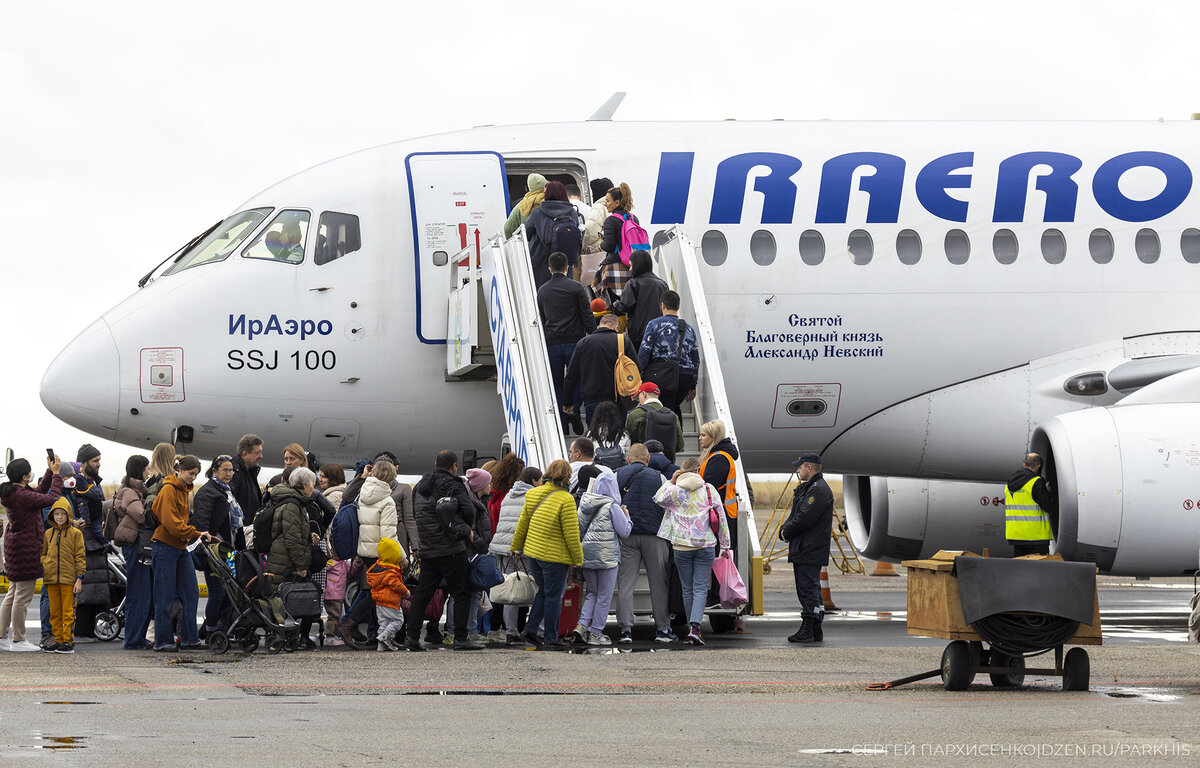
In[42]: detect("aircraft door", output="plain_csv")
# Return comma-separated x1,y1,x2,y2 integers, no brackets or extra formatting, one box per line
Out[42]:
405,152,509,344
308,418,361,464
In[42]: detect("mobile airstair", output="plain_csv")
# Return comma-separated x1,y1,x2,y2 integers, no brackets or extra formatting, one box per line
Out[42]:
447,226,763,618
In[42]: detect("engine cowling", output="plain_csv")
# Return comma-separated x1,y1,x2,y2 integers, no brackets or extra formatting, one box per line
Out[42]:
844,476,1014,562
1032,402,1200,576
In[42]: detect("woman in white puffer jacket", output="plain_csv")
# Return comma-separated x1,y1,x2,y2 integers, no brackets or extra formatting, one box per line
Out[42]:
356,462,398,559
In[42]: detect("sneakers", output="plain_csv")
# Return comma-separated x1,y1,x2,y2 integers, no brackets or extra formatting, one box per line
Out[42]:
55,643,75,654
453,639,484,651
587,631,612,646
377,637,399,652
572,623,587,644
687,623,705,646
42,642,60,653
467,632,489,645
618,630,633,645
486,629,507,643
543,638,571,650
521,631,543,648
401,637,426,653
0,637,10,651
9,640,41,652
441,634,455,646
653,629,677,644
324,635,344,647
153,644,178,653
505,633,523,645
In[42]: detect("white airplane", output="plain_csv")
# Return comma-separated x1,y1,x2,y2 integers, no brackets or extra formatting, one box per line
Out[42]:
40,115,1200,577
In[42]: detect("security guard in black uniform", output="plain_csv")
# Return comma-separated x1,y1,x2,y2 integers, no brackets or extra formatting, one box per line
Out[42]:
779,452,834,644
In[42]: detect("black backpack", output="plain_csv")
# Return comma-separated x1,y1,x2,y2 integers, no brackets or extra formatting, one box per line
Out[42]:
549,212,582,262
593,440,626,471
641,406,679,462
252,499,281,556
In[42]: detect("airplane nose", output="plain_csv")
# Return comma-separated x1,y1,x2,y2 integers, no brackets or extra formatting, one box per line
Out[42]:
40,318,121,438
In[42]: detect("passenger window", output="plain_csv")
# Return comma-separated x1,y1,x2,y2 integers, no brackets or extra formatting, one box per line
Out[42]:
848,229,873,265
750,230,776,266
1041,229,1066,264
946,229,972,265
990,229,1015,265
243,210,311,264
315,212,361,266
163,208,272,275
701,230,728,266
1182,228,1200,264
799,230,825,265
896,229,921,265
1135,228,1160,264
1089,229,1114,264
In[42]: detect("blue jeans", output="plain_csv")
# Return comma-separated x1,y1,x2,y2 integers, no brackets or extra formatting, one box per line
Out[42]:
122,545,154,648
152,540,199,648
526,558,569,640
547,342,582,429
674,547,715,626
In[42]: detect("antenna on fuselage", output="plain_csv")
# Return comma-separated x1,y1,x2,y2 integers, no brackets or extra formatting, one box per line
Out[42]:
588,92,626,121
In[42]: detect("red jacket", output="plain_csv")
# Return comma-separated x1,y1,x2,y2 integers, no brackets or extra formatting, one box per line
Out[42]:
1,471,63,582
364,561,408,610
488,487,509,535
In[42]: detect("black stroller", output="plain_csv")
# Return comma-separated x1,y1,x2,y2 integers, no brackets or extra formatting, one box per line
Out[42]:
198,541,301,654
93,543,128,642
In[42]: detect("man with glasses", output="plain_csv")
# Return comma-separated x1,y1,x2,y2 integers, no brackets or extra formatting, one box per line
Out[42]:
230,435,265,548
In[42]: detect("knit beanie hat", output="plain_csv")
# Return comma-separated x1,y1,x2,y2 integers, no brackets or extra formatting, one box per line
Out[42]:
590,298,608,313
377,537,404,566
527,173,547,192
77,443,100,463
590,177,613,201
465,468,492,495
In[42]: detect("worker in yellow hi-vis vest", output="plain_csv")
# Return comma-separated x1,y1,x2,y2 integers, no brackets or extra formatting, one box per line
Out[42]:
1004,453,1058,557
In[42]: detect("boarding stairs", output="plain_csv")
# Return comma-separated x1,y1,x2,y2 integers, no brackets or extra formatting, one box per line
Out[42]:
446,226,763,617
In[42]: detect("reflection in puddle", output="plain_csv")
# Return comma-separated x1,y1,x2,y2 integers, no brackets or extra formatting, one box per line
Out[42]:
36,735,87,750
1102,687,1181,702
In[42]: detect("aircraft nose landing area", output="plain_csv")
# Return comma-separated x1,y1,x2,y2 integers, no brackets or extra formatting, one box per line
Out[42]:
40,318,120,438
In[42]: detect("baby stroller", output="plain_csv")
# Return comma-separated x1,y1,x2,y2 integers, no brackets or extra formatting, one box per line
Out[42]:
198,540,300,654
93,543,128,642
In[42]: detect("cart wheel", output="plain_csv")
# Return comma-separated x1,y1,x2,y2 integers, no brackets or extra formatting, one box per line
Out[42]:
207,630,230,655
284,635,298,653
1063,648,1090,691
708,613,737,634
941,641,974,691
989,650,1026,687
242,633,260,654
93,611,122,642
267,636,285,655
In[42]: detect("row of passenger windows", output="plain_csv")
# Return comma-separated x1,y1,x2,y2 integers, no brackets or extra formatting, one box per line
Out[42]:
691,228,1200,267
165,208,362,275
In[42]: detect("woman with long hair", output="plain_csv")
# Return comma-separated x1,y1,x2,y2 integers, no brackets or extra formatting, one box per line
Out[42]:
486,452,525,535
112,454,154,648
0,454,63,651
592,182,639,300
585,400,630,470
192,454,240,636
151,455,211,651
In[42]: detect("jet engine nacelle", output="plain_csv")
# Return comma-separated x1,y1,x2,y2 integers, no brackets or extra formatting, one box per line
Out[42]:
1032,402,1200,576
843,476,1014,563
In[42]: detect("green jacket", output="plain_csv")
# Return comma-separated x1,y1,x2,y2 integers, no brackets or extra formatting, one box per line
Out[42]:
625,400,686,454
265,485,312,582
510,483,583,566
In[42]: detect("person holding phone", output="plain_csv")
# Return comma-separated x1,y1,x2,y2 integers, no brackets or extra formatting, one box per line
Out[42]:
0,453,64,651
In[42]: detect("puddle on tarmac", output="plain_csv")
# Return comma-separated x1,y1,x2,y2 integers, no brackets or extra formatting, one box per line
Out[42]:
1102,687,1181,702
35,735,87,750
403,690,585,696
41,701,100,706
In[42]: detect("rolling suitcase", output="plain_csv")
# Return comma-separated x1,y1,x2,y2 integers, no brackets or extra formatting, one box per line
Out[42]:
557,580,583,639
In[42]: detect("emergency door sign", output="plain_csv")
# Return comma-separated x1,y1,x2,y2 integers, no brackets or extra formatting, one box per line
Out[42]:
140,347,185,403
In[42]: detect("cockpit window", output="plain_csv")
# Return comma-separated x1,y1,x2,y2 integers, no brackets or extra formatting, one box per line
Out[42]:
163,208,271,275
242,210,311,264
315,211,361,265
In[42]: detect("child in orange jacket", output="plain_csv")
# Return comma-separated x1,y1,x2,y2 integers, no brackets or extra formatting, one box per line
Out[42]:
41,498,86,653
364,538,408,652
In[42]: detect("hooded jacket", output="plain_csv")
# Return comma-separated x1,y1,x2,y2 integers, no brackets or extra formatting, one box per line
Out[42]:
614,461,667,535
503,188,546,238
612,271,669,347
265,484,313,582
1006,468,1058,522
564,326,640,406
413,469,474,558
654,472,730,550
41,499,86,586
356,476,398,559
701,437,740,509
576,485,632,570
152,474,199,550
1,471,63,582
525,199,582,289
490,480,532,556
779,472,835,566
112,478,147,547
511,482,584,566
365,538,409,609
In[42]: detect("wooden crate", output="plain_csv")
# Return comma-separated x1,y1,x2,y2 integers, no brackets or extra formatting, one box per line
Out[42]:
902,552,1101,646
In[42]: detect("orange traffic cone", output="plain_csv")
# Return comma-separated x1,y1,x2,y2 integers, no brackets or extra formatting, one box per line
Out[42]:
820,568,838,611
870,560,899,577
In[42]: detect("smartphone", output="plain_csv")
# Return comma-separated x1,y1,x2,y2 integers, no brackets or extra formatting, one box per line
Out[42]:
46,448,55,461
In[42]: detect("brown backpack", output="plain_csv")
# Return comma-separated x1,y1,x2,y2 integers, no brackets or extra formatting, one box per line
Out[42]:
614,333,642,398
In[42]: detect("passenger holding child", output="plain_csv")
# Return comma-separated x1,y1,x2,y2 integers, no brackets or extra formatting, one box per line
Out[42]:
40,498,86,653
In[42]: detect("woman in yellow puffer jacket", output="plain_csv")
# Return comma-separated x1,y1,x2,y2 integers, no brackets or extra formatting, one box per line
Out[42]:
511,459,583,648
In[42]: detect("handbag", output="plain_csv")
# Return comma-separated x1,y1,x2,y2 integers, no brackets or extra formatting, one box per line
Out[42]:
401,588,446,622
468,553,505,592
403,557,421,590
712,549,748,609
489,555,537,606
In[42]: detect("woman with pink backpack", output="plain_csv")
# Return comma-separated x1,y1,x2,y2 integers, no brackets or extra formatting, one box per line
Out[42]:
592,183,650,302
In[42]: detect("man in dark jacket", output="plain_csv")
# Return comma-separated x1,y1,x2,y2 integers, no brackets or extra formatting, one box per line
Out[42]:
403,450,482,652
779,453,834,644
539,251,596,435
524,182,582,288
612,251,668,348
564,314,638,426
613,444,673,644
1004,453,1057,556
644,440,680,478
637,290,700,422
230,435,265,537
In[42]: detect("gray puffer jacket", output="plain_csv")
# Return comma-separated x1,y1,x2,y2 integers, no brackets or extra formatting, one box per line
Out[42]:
489,481,532,556
577,490,622,570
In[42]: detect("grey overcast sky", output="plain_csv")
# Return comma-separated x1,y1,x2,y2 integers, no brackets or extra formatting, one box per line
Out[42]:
2,0,1198,474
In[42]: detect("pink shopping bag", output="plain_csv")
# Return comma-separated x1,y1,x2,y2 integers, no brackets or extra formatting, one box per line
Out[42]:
712,549,748,609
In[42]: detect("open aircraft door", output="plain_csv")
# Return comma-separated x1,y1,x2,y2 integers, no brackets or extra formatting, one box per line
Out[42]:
405,152,509,344
654,227,764,615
